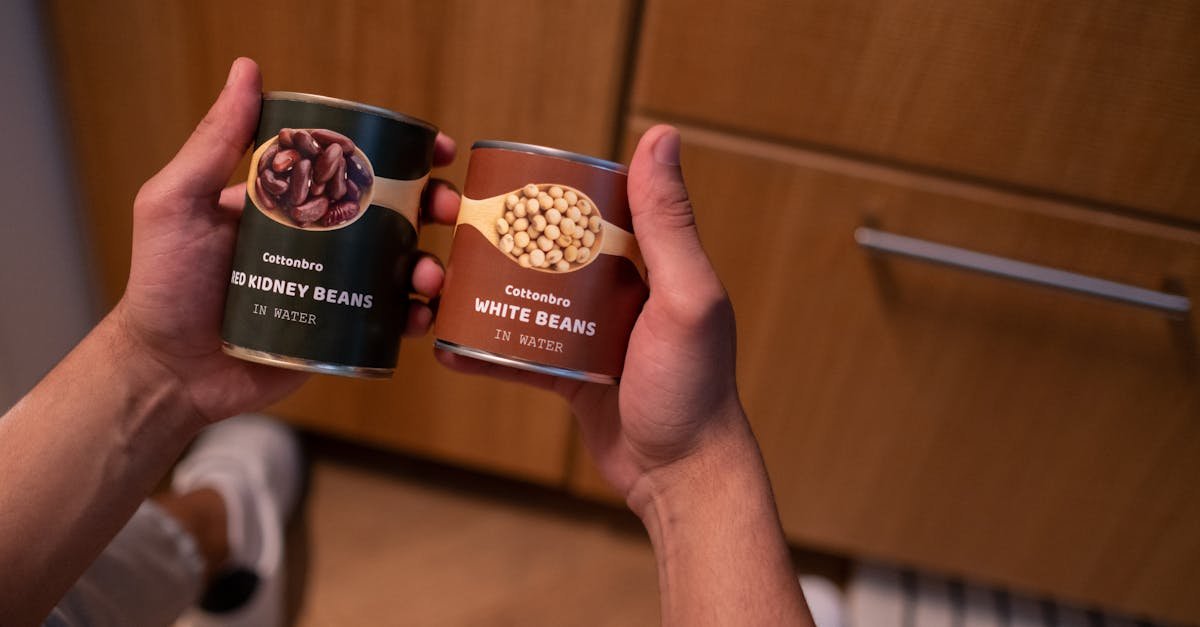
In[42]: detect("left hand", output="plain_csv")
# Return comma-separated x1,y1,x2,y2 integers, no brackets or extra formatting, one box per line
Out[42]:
111,57,460,423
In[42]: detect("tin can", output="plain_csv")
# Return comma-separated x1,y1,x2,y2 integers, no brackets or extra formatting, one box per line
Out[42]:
434,141,649,383
221,92,437,377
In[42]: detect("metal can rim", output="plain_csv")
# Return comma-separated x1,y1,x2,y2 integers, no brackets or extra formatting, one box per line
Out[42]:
222,342,394,379
434,339,618,384
263,91,438,134
471,140,628,175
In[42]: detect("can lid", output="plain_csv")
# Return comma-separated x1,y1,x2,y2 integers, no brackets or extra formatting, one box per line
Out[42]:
471,140,628,174
263,91,438,134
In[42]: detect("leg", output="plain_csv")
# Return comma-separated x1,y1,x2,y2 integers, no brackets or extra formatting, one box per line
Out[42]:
46,415,301,627
44,499,207,627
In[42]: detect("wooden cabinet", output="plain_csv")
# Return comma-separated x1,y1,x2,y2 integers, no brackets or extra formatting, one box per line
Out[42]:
615,118,1198,622
47,0,636,484
585,1,1200,623
633,0,1200,223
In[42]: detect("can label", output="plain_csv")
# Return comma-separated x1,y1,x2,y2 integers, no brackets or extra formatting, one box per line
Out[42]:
221,94,436,375
435,145,649,380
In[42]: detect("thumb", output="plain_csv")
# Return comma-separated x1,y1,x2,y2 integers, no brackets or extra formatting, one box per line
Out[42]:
154,57,262,202
627,125,716,290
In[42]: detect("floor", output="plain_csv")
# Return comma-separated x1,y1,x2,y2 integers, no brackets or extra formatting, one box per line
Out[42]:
287,437,663,626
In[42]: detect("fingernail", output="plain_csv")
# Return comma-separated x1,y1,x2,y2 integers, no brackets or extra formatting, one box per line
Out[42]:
225,58,242,87
652,127,681,166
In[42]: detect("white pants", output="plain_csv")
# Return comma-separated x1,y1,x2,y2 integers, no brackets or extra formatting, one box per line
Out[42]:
45,500,204,627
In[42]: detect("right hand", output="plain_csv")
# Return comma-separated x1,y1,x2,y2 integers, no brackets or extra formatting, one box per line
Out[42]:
437,125,751,504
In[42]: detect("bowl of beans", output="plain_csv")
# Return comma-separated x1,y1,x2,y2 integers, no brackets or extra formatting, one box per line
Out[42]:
248,128,375,230
492,184,605,272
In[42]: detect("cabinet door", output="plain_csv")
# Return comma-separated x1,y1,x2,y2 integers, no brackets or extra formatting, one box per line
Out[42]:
605,118,1200,623
634,0,1200,223
48,0,636,483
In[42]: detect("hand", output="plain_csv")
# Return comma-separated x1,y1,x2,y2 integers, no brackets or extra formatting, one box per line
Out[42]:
112,57,461,423
438,124,746,502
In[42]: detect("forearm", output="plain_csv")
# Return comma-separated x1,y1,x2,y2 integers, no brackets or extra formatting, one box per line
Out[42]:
629,414,813,627
0,312,203,624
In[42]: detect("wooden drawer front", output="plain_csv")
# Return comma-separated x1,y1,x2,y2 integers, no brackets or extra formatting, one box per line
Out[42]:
633,0,1200,222
270,336,572,485
629,118,1200,623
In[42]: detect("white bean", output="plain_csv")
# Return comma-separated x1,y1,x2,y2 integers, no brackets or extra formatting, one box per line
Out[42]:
500,233,515,253
582,230,596,248
555,260,570,272
530,249,545,267
505,194,519,209
514,231,530,248
532,214,547,232
518,253,532,267
512,217,529,232
544,224,561,240
496,218,509,235
523,184,538,198
549,186,563,199
546,208,562,225
537,235,554,252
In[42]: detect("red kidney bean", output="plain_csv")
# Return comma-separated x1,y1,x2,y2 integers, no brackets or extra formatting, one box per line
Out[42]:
255,178,277,209
289,196,329,225
320,200,359,227
311,129,355,152
258,143,279,173
277,128,296,148
311,181,326,198
260,168,289,196
314,143,343,183
293,129,321,157
344,180,361,202
346,153,373,188
326,161,347,200
286,159,312,206
272,149,300,173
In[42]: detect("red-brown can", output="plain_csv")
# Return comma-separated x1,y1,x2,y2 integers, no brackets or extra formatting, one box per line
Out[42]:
434,141,649,383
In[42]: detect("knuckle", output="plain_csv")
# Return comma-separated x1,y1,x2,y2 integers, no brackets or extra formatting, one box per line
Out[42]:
133,180,165,215
669,282,733,330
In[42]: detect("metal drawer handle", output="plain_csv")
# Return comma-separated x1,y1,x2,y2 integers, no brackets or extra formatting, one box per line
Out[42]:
854,227,1191,315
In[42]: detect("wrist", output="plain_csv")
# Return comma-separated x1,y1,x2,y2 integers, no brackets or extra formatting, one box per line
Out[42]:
95,306,206,437
625,404,769,521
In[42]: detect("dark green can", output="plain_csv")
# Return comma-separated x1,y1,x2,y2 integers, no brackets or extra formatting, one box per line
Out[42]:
221,92,437,377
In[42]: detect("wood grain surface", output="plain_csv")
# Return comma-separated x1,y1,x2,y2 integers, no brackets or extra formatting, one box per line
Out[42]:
633,0,1200,223
612,116,1200,624
46,0,636,483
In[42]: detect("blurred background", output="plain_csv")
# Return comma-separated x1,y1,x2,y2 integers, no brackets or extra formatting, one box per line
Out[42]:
3,1,1198,625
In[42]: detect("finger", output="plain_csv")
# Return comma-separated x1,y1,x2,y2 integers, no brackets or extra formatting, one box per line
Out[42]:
218,183,248,213
152,58,262,204
434,348,560,392
421,179,461,226
627,124,719,292
433,132,457,168
410,254,444,299
403,301,434,337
